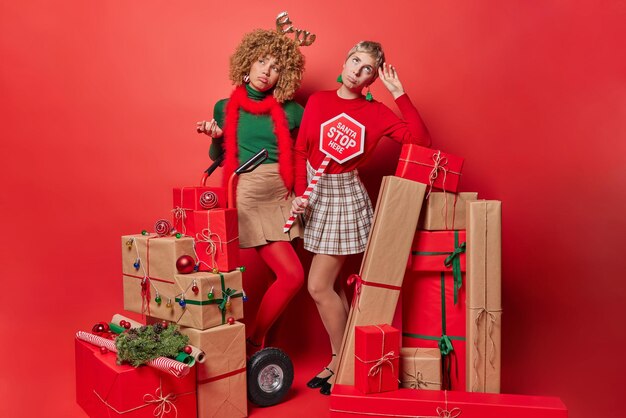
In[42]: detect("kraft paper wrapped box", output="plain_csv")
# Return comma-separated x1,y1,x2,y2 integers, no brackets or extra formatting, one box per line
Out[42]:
193,209,240,272
123,270,244,329
329,384,568,418
466,200,502,393
75,338,197,418
354,325,400,394
404,230,467,390
395,144,464,193
335,176,426,387
399,347,441,390
180,322,247,418
419,192,478,231
122,234,195,283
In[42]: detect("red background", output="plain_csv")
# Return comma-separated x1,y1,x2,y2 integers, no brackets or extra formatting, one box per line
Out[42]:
2,1,625,417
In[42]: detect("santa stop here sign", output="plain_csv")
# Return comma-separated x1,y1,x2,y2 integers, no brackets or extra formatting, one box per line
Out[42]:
319,113,365,164
283,113,365,232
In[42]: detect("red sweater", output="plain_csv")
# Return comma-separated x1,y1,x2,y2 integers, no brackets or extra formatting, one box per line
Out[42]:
294,90,430,195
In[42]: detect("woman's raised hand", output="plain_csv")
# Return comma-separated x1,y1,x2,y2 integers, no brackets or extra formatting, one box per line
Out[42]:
378,63,405,99
196,119,224,138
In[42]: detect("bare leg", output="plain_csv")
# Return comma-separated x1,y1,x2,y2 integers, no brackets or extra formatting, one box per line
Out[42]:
308,253,348,379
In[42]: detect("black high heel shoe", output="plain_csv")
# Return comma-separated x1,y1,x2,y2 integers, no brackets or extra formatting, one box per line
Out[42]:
306,367,334,388
319,379,332,396
306,354,336,389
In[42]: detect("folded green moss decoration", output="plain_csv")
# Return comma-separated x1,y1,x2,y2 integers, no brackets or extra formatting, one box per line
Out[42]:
115,322,189,367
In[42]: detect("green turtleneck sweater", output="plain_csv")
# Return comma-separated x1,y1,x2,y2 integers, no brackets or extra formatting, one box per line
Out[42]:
209,85,304,164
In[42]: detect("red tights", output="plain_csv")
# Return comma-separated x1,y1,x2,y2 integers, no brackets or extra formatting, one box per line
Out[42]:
248,241,304,345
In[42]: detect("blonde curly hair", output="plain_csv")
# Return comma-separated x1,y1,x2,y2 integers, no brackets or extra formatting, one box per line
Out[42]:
229,29,305,103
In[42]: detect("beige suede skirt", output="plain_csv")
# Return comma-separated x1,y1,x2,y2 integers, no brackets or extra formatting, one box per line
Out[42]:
235,163,303,248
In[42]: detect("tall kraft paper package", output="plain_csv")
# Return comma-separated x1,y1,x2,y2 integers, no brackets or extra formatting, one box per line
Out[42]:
335,176,426,386
466,200,502,393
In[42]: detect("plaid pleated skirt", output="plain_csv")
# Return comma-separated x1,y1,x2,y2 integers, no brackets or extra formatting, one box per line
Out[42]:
303,162,374,255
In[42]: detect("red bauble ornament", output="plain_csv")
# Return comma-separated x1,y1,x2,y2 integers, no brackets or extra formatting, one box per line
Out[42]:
100,347,109,354
183,345,193,354
92,323,105,333
227,317,235,325
161,320,169,328
192,285,199,295
123,321,131,329
176,255,195,274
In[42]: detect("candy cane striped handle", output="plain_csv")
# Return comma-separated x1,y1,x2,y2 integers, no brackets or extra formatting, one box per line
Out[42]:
283,156,331,233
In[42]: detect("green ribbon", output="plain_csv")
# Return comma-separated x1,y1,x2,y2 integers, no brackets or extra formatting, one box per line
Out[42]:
443,231,466,304
412,230,466,305
175,273,242,324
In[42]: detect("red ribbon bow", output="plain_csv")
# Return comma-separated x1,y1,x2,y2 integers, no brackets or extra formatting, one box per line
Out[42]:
347,274,363,308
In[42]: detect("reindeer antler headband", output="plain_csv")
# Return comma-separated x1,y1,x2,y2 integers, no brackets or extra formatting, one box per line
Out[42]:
276,11,316,46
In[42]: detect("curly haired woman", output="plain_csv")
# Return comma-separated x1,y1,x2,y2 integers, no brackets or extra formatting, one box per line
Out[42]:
197,29,306,356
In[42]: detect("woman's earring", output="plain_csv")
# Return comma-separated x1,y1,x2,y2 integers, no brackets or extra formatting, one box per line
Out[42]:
336,74,343,83
365,86,373,101
243,74,250,83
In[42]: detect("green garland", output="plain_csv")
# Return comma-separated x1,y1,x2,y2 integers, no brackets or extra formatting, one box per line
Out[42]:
115,323,189,367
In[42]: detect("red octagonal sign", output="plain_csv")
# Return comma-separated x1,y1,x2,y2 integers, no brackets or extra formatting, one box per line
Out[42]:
319,113,365,164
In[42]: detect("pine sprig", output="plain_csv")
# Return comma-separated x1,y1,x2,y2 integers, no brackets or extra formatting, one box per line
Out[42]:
115,323,189,367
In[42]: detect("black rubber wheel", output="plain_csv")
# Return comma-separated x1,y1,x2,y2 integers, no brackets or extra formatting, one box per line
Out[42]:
247,347,294,407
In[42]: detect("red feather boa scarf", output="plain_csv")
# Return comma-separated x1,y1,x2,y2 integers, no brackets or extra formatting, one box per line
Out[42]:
222,86,294,191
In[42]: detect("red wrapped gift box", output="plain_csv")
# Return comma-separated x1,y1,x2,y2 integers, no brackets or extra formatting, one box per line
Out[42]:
75,338,197,418
403,270,466,391
172,186,227,236
410,230,466,274
193,208,239,272
355,324,400,394
403,237,466,392
173,186,227,211
395,144,464,193
330,385,568,418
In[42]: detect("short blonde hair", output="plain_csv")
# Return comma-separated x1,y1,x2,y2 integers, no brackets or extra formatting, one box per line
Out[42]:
229,29,305,103
346,41,385,75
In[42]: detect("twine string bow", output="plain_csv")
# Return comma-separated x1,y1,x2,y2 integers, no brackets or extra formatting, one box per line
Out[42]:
171,207,188,235
368,351,396,377
471,307,501,391
143,386,178,418
426,150,449,198
195,228,223,269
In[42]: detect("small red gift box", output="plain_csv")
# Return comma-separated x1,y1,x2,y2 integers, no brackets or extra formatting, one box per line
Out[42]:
193,209,239,272
330,384,568,418
172,186,227,236
173,186,227,211
403,270,466,391
75,339,197,418
395,144,464,193
354,324,400,394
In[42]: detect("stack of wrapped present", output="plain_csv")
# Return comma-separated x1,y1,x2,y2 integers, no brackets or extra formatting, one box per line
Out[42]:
76,180,249,418
330,144,568,417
